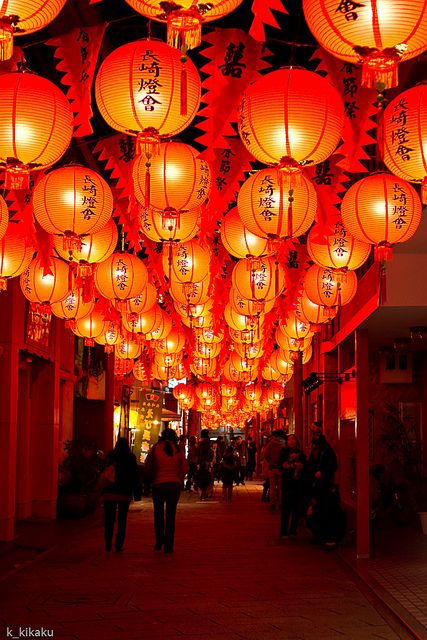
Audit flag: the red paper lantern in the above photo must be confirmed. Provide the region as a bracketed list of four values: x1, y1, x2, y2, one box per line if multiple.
[304, 264, 358, 309]
[190, 356, 217, 379]
[296, 292, 338, 326]
[195, 326, 224, 345]
[95, 39, 201, 148]
[303, 0, 427, 88]
[51, 289, 94, 322]
[0, 224, 34, 290]
[262, 361, 291, 383]
[54, 219, 118, 266]
[307, 220, 371, 271]
[220, 206, 268, 259]
[231, 256, 287, 303]
[72, 303, 108, 345]
[229, 287, 274, 316]
[95, 320, 123, 352]
[115, 357, 134, 377]
[340, 173, 422, 260]
[154, 327, 186, 354]
[281, 344, 313, 365]
[175, 299, 213, 319]
[34, 166, 114, 252]
[169, 274, 211, 305]
[122, 305, 164, 336]
[0, 195, 8, 241]
[115, 283, 158, 315]
[133, 141, 211, 211]
[20, 256, 69, 306]
[140, 206, 201, 243]
[238, 167, 317, 239]
[276, 330, 312, 353]
[145, 311, 173, 341]
[154, 351, 183, 368]
[224, 304, 265, 332]
[222, 359, 257, 383]
[238, 68, 344, 167]
[0, 72, 73, 188]
[233, 340, 264, 360]
[279, 310, 311, 340]
[268, 351, 294, 377]
[94, 252, 149, 301]
[383, 83, 427, 200]
[0, 1, 66, 60]
[163, 239, 211, 284]
[194, 341, 221, 359]
[124, 0, 244, 50]
[116, 335, 142, 360]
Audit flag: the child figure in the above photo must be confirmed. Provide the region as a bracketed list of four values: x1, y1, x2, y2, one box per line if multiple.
[221, 446, 237, 503]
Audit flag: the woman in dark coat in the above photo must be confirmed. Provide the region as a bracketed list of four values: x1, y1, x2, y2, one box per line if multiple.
[278, 434, 306, 538]
[100, 437, 141, 552]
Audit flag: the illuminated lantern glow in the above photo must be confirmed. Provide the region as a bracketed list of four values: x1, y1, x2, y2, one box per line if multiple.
[145, 311, 173, 341]
[94, 252, 149, 301]
[307, 221, 371, 271]
[51, 289, 94, 324]
[222, 360, 257, 383]
[195, 326, 224, 345]
[95, 39, 201, 151]
[296, 292, 338, 327]
[54, 219, 118, 269]
[304, 264, 358, 310]
[0, 195, 8, 241]
[163, 239, 211, 284]
[124, 0, 244, 50]
[276, 329, 312, 353]
[265, 383, 284, 405]
[194, 341, 221, 359]
[154, 327, 186, 354]
[140, 206, 201, 243]
[116, 335, 142, 360]
[133, 359, 148, 382]
[230, 351, 261, 373]
[122, 305, 164, 336]
[20, 256, 69, 307]
[195, 382, 217, 401]
[73, 305, 107, 346]
[281, 344, 313, 366]
[279, 310, 312, 340]
[383, 83, 427, 201]
[220, 207, 268, 259]
[233, 340, 264, 360]
[228, 326, 264, 345]
[115, 283, 158, 315]
[95, 320, 123, 352]
[244, 384, 262, 402]
[303, 0, 427, 89]
[190, 356, 217, 379]
[224, 303, 265, 332]
[238, 68, 344, 167]
[262, 361, 292, 383]
[220, 382, 237, 397]
[0, 72, 73, 188]
[180, 311, 213, 329]
[133, 141, 211, 212]
[232, 256, 287, 303]
[268, 351, 294, 377]
[169, 274, 211, 305]
[154, 351, 183, 368]
[173, 383, 194, 403]
[0, 225, 34, 290]
[115, 357, 134, 377]
[33, 166, 114, 252]
[175, 298, 213, 319]
[238, 168, 317, 240]
[341, 173, 422, 261]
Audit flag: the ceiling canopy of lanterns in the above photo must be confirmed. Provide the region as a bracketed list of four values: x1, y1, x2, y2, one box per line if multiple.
[0, 0, 426, 430]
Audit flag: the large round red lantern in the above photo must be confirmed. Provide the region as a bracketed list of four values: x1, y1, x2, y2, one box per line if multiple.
[238, 68, 344, 167]
[124, 0, 244, 50]
[268, 351, 294, 377]
[51, 289, 94, 323]
[115, 283, 158, 315]
[20, 256, 69, 306]
[279, 310, 311, 340]
[145, 311, 172, 341]
[224, 304, 265, 332]
[304, 264, 358, 310]
[116, 335, 142, 360]
[95, 320, 123, 352]
[237, 167, 317, 239]
[222, 360, 257, 383]
[154, 327, 186, 354]
[194, 341, 221, 359]
[140, 206, 201, 243]
[122, 305, 164, 336]
[233, 340, 264, 360]
[133, 141, 211, 211]
[169, 274, 211, 305]
[34, 166, 114, 251]
[220, 206, 268, 259]
[94, 252, 149, 301]
[341, 173, 422, 260]
[72, 305, 107, 346]
[0, 72, 73, 188]
[303, 0, 427, 89]
[0, 224, 34, 290]
[307, 220, 371, 272]
[115, 357, 134, 377]
[296, 292, 338, 326]
[163, 239, 211, 284]
[383, 83, 427, 199]
[229, 287, 275, 316]
[95, 40, 201, 148]
[0, 1, 66, 61]
[232, 256, 287, 302]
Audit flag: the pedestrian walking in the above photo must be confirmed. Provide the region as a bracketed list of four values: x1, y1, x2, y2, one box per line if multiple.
[278, 434, 306, 538]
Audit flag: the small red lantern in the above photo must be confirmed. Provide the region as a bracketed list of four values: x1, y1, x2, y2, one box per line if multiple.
[51, 289, 94, 324]
[154, 327, 186, 354]
[20, 256, 69, 307]
[304, 265, 358, 310]
[163, 239, 211, 284]
[296, 292, 338, 326]
[307, 220, 371, 271]
[0, 72, 73, 188]
[72, 304, 107, 346]
[94, 252, 149, 301]
[232, 256, 287, 303]
[0, 224, 34, 290]
[341, 173, 422, 261]
[220, 206, 268, 259]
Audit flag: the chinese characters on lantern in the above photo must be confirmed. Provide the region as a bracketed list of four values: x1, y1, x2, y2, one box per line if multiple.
[312, 160, 334, 185]
[332, 220, 349, 257]
[81, 174, 98, 221]
[389, 98, 413, 161]
[252, 263, 267, 290]
[177, 245, 190, 276]
[335, 0, 365, 22]
[321, 268, 334, 299]
[392, 183, 408, 230]
[115, 258, 129, 291]
[138, 50, 163, 112]
[215, 148, 236, 191]
[198, 160, 210, 201]
[258, 174, 276, 221]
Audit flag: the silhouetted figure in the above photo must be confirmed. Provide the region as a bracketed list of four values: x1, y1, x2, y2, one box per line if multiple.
[278, 434, 306, 538]
[220, 446, 238, 503]
[100, 437, 141, 553]
[246, 436, 257, 480]
[263, 429, 287, 510]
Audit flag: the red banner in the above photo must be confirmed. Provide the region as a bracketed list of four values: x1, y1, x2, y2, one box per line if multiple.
[46, 23, 107, 137]
[93, 133, 135, 202]
[249, 0, 289, 42]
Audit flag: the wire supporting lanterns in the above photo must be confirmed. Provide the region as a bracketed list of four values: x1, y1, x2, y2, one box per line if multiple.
[140, 206, 201, 243]
[133, 141, 211, 211]
[0, 72, 73, 189]
[304, 264, 358, 310]
[238, 67, 344, 168]
[238, 167, 317, 240]
[124, 0, 244, 50]
[20, 256, 69, 308]
[0, 0, 66, 60]
[340, 172, 422, 261]
[34, 166, 114, 253]
[94, 252, 149, 302]
[307, 220, 371, 272]
[382, 83, 427, 201]
[95, 39, 201, 153]
[220, 206, 268, 259]
[162, 239, 211, 284]
[232, 256, 287, 303]
[303, 0, 427, 89]
[0, 224, 34, 290]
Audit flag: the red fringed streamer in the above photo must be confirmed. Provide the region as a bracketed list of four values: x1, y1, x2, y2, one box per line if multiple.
[145, 161, 151, 208]
[374, 242, 393, 262]
[82, 274, 94, 304]
[180, 57, 188, 116]
[287, 189, 294, 238]
[67, 264, 74, 292]
[275, 260, 280, 297]
[422, 176, 427, 205]
[27, 305, 52, 347]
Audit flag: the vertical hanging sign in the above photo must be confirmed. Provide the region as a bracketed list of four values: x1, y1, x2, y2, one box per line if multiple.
[132, 387, 163, 464]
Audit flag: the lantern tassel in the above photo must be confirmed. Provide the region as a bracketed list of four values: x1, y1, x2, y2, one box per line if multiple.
[145, 161, 151, 209]
[374, 241, 393, 262]
[287, 189, 294, 238]
[180, 55, 188, 116]
[379, 260, 387, 305]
